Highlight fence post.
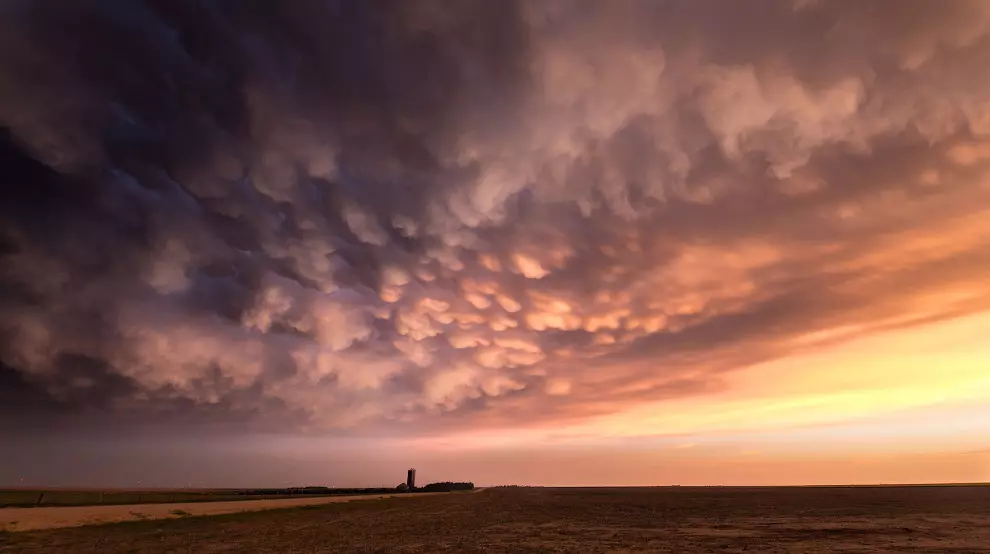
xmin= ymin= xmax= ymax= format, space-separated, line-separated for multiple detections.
xmin=36 ymin=493 xmax=44 ymax=506
xmin=99 ymin=491 xmax=104 ymax=504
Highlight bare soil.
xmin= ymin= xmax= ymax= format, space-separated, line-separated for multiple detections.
xmin=1 ymin=486 xmax=988 ymax=553
xmin=0 ymin=487 xmax=402 ymax=508
xmin=0 ymin=492 xmax=447 ymax=532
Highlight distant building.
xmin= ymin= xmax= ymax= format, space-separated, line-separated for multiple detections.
xmin=406 ymin=468 xmax=416 ymax=490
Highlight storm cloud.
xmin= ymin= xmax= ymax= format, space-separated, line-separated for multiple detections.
xmin=3 ymin=0 xmax=990 ymax=438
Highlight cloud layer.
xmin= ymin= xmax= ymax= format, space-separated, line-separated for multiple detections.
xmin=3 ymin=0 xmax=990 ymax=437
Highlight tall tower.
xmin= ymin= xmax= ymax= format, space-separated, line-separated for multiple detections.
xmin=406 ymin=468 xmax=416 ymax=490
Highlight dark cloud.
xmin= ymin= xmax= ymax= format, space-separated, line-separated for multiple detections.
xmin=2 ymin=0 xmax=990 ymax=439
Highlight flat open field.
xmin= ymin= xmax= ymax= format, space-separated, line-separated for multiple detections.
xmin=2 ymin=486 xmax=988 ymax=553
xmin=0 ymin=492 xmax=448 ymax=532
xmin=0 ymin=487 xmax=398 ymax=508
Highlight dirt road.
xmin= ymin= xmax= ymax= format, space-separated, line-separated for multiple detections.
xmin=0 ymin=492 xmax=449 ymax=531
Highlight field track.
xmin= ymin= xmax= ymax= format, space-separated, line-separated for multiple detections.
xmin=0 ymin=491 xmax=460 ymax=531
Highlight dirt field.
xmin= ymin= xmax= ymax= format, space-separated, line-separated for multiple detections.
xmin=0 ymin=492 xmax=448 ymax=532
xmin=0 ymin=487 xmax=400 ymax=508
xmin=1 ymin=486 xmax=988 ymax=553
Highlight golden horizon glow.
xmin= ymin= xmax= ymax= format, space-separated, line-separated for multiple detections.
xmin=402 ymin=311 xmax=990 ymax=485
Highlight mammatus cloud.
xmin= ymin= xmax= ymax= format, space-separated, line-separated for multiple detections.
xmin=3 ymin=0 xmax=990 ymax=436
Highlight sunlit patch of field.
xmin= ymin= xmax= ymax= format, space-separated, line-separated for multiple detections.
xmin=0 ymin=486 xmax=400 ymax=508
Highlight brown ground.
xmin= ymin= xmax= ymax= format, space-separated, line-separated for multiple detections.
xmin=1 ymin=486 xmax=988 ymax=553
xmin=0 ymin=487 xmax=405 ymax=508
xmin=0 ymin=492 xmax=450 ymax=531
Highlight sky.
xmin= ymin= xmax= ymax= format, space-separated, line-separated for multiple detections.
xmin=1 ymin=0 xmax=989 ymax=488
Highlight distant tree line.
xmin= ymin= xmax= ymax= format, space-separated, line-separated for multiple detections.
xmin=234 ymin=487 xmax=395 ymax=496
xmin=415 ymin=481 xmax=474 ymax=492
xmin=236 ymin=482 xmax=475 ymax=497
